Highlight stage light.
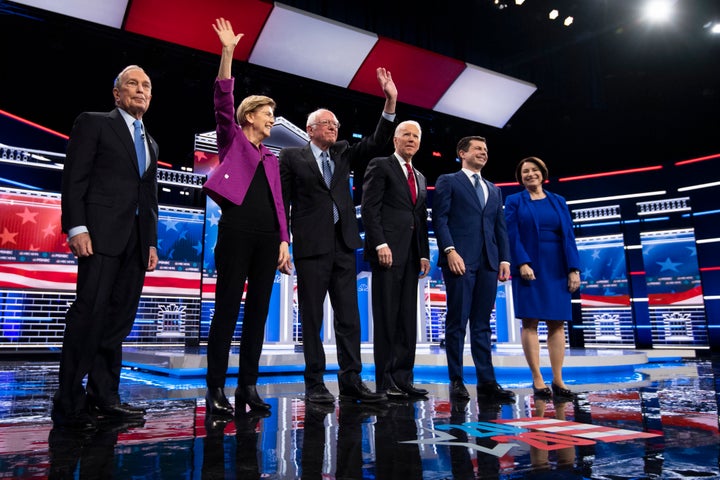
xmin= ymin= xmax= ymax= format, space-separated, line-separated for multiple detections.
xmin=710 ymin=23 xmax=720 ymax=34
xmin=515 ymin=0 xmax=525 ymax=5
xmin=564 ymin=16 xmax=574 ymax=26
xmin=643 ymin=0 xmax=674 ymax=23
xmin=549 ymin=9 xmax=559 ymax=20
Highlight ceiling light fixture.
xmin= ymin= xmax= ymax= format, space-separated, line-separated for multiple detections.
xmin=549 ymin=9 xmax=559 ymax=20
xmin=643 ymin=0 xmax=674 ymax=23
xmin=515 ymin=0 xmax=525 ymax=5
xmin=564 ymin=16 xmax=574 ymax=26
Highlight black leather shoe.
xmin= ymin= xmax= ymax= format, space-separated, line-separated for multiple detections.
xmin=384 ymin=385 xmax=409 ymax=399
xmin=205 ymin=387 xmax=234 ymax=416
xmin=235 ymin=385 xmax=271 ymax=411
xmin=51 ymin=407 xmax=97 ymax=431
xmin=477 ymin=382 xmax=516 ymax=403
xmin=339 ymin=380 xmax=387 ymax=403
xmin=305 ymin=383 xmax=335 ymax=404
xmin=450 ymin=379 xmax=470 ymax=400
xmin=90 ymin=402 xmax=146 ymax=419
xmin=551 ymin=383 xmax=577 ymax=400
xmin=533 ymin=385 xmax=553 ymax=400
xmin=396 ymin=382 xmax=429 ymax=397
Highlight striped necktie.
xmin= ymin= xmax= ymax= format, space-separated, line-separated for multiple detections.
xmin=321 ymin=152 xmax=339 ymax=223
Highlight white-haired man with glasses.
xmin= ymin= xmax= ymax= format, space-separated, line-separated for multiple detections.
xmin=279 ymin=67 xmax=397 ymax=404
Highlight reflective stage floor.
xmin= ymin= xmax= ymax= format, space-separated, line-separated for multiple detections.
xmin=1 ymin=347 xmax=719 ymax=479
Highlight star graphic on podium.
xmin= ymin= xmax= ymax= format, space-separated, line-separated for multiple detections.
xmin=656 ymin=257 xmax=682 ymax=273
xmin=16 ymin=207 xmax=39 ymax=224
xmin=0 ymin=227 xmax=18 ymax=246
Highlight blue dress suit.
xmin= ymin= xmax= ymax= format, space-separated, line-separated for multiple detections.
xmin=432 ymin=171 xmax=510 ymax=384
xmin=504 ymin=189 xmax=580 ymax=320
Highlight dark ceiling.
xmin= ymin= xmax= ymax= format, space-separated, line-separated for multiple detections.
xmin=1 ymin=0 xmax=719 ymax=184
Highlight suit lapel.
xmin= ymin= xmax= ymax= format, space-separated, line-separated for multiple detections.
xmin=391 ymin=158 xmax=415 ymax=205
xmin=456 ymin=171 xmax=483 ymax=209
xmin=108 ymin=109 xmax=138 ymax=173
xmin=302 ymin=145 xmax=327 ymax=189
xmin=415 ymin=170 xmax=426 ymax=205
xmin=521 ymin=190 xmax=540 ymax=235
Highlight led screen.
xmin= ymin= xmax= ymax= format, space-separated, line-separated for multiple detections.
xmin=576 ymin=235 xmax=630 ymax=307
xmin=0 ymin=187 xmax=202 ymax=294
xmin=641 ymin=229 xmax=703 ymax=305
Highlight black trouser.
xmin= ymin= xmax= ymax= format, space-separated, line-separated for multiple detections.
xmin=57 ymin=219 xmax=145 ymax=413
xmin=206 ymin=227 xmax=279 ymax=388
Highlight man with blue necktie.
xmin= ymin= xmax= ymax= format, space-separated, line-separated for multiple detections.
xmin=55 ymin=65 xmax=159 ymax=430
xmin=432 ymin=136 xmax=515 ymax=403
xmin=279 ymin=68 xmax=397 ymax=404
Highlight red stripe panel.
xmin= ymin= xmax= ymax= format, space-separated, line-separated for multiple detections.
xmin=124 ymin=0 xmax=273 ymax=62
xmin=349 ymin=37 xmax=465 ymax=109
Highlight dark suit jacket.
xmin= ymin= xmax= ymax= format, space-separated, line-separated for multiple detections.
xmin=361 ymin=155 xmax=430 ymax=267
xmin=432 ymin=170 xmax=509 ymax=270
xmin=504 ymin=189 xmax=579 ymax=275
xmin=279 ymin=115 xmax=395 ymax=259
xmin=61 ymin=108 xmax=159 ymax=266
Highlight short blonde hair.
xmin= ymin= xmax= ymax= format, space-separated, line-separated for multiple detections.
xmin=236 ymin=95 xmax=276 ymax=126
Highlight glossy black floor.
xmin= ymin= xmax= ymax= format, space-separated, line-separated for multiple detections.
xmin=1 ymin=350 xmax=719 ymax=479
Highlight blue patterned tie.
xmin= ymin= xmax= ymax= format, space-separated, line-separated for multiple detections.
xmin=321 ymin=152 xmax=339 ymax=223
xmin=473 ymin=173 xmax=485 ymax=209
xmin=133 ymin=119 xmax=146 ymax=177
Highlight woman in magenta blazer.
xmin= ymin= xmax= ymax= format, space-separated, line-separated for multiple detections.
xmin=202 ymin=18 xmax=291 ymax=416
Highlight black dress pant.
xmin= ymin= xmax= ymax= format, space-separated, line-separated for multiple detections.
xmin=206 ymin=227 xmax=279 ymax=388
xmin=57 ymin=219 xmax=145 ymax=413
xmin=294 ymin=225 xmax=363 ymax=389
xmin=371 ymin=254 xmax=420 ymax=391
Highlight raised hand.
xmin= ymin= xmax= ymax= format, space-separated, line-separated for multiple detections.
xmin=376 ymin=67 xmax=397 ymax=102
xmin=212 ymin=17 xmax=243 ymax=48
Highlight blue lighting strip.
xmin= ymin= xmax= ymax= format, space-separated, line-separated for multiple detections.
xmin=0 ymin=177 xmax=42 ymax=190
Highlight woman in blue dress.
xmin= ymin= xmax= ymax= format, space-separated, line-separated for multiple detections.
xmin=504 ymin=157 xmax=581 ymax=400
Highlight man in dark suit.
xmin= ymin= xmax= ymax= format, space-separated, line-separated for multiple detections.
xmin=361 ymin=120 xmax=430 ymax=399
xmin=55 ymin=65 xmax=159 ymax=430
xmin=432 ymin=136 xmax=515 ymax=403
xmin=279 ymin=67 xmax=397 ymax=404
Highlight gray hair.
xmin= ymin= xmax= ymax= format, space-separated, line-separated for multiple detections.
xmin=395 ymin=120 xmax=422 ymax=139
xmin=306 ymin=108 xmax=338 ymax=127
xmin=113 ymin=65 xmax=146 ymax=89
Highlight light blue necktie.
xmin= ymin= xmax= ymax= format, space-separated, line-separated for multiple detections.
xmin=472 ymin=173 xmax=485 ymax=209
xmin=321 ymin=152 xmax=339 ymax=223
xmin=133 ymin=119 xmax=146 ymax=177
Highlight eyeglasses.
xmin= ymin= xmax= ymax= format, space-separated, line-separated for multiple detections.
xmin=311 ymin=119 xmax=341 ymax=129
